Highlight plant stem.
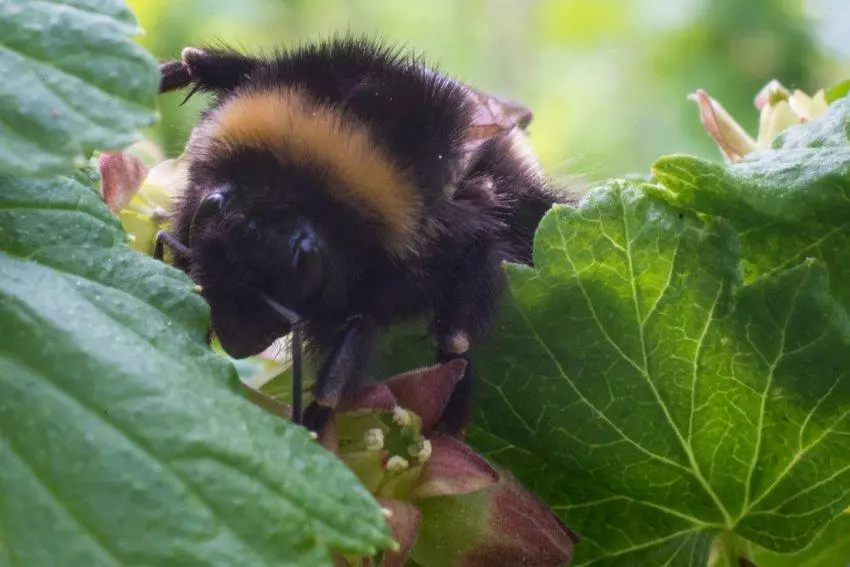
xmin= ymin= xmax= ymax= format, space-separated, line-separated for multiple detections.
xmin=719 ymin=531 xmax=755 ymax=567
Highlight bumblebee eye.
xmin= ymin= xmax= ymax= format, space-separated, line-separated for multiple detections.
xmin=290 ymin=225 xmax=325 ymax=299
xmin=189 ymin=190 xmax=228 ymax=246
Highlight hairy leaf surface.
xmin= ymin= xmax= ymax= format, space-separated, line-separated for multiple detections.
xmin=651 ymin=95 xmax=850 ymax=314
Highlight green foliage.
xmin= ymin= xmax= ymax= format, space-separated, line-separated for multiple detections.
xmin=826 ymin=79 xmax=850 ymax=104
xmin=5 ymin=1 xmax=850 ymax=564
xmin=748 ymin=512 xmax=850 ymax=567
xmin=651 ymin=96 xmax=850 ymax=314
xmin=375 ymin=99 xmax=850 ymax=565
xmin=479 ymin=186 xmax=850 ymax=564
xmin=0 ymin=0 xmax=159 ymax=177
xmin=0 ymin=172 xmax=393 ymax=565
xmin=710 ymin=513 xmax=850 ymax=567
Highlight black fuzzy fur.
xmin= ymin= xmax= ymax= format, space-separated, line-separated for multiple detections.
xmin=160 ymin=36 xmax=572 ymax=434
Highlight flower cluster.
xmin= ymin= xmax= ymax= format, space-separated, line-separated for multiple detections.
xmin=314 ymin=360 xmax=579 ymax=567
xmin=689 ymin=80 xmax=828 ymax=163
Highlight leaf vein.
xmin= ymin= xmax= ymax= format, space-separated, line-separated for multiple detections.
xmin=742 ymin=267 xmax=808 ymax=514
xmin=0 ymin=432 xmax=124 ymax=566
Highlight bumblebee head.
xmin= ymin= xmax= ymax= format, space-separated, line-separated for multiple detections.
xmin=173 ymin=182 xmax=330 ymax=358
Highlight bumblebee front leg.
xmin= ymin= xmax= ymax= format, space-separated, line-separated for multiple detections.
xmin=302 ymin=316 xmax=377 ymax=433
xmin=432 ymin=243 xmax=505 ymax=437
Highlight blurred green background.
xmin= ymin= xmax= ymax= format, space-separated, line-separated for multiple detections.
xmin=129 ymin=0 xmax=849 ymax=183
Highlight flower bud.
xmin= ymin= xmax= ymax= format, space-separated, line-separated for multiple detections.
xmin=690 ymin=80 xmax=829 ymax=163
xmin=411 ymin=451 xmax=578 ymax=567
xmin=264 ymin=361 xmax=578 ymax=567
xmin=755 ymin=80 xmax=827 ymax=148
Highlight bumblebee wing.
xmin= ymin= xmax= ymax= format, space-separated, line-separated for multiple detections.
xmin=467 ymin=86 xmax=533 ymax=132
xmin=451 ymin=85 xmax=534 ymax=185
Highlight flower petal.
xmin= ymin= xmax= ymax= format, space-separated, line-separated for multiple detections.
xmin=790 ymin=88 xmax=829 ymax=121
xmin=411 ymin=467 xmax=578 ymax=567
xmin=338 ymin=382 xmax=399 ymax=414
xmin=688 ymin=89 xmax=757 ymax=162
xmin=378 ymin=499 xmax=422 ymax=567
xmin=754 ymin=79 xmax=789 ymax=110
xmin=410 ymin=435 xmax=498 ymax=499
xmin=756 ymin=99 xmax=798 ymax=149
xmin=385 ymin=359 xmax=467 ymax=434
xmin=459 ymin=473 xmax=579 ymax=567
xmin=99 ymin=151 xmax=148 ymax=212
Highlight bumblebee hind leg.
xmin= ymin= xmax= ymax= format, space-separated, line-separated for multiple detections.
xmin=302 ymin=316 xmax=377 ymax=433
xmin=432 ymin=242 xmax=506 ymax=437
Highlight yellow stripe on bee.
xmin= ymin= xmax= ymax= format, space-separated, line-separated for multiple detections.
xmin=208 ymin=88 xmax=421 ymax=255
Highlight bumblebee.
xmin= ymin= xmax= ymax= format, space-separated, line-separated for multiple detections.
xmin=156 ymin=36 xmax=569 ymax=435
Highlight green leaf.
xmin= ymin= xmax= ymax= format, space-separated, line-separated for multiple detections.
xmin=651 ymin=103 xmax=850 ymax=314
xmin=380 ymin=181 xmax=850 ymax=565
xmin=0 ymin=1 xmax=159 ymax=177
xmin=747 ymin=512 xmax=850 ymax=567
xmin=825 ymin=79 xmax=850 ymax=104
xmin=709 ymin=513 xmax=850 ymax=567
xmin=0 ymin=174 xmax=394 ymax=565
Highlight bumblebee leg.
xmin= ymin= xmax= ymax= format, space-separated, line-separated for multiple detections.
xmin=432 ymin=244 xmax=505 ymax=437
xmin=302 ymin=316 xmax=377 ymax=433
xmin=159 ymin=47 xmax=260 ymax=96
xmin=153 ymin=230 xmax=190 ymax=262
xmin=434 ymin=349 xmax=478 ymax=438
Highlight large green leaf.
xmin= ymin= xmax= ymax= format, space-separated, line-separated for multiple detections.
xmin=651 ymin=96 xmax=850 ymax=314
xmin=0 ymin=173 xmax=394 ymax=565
xmin=0 ymin=1 xmax=159 ymax=177
xmin=376 ymin=181 xmax=850 ymax=565
xmin=709 ymin=512 xmax=850 ymax=567
xmin=748 ymin=512 xmax=850 ymax=567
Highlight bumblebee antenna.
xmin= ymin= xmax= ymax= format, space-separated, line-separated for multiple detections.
xmin=153 ymin=231 xmax=191 ymax=261
xmin=261 ymin=294 xmax=304 ymax=426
